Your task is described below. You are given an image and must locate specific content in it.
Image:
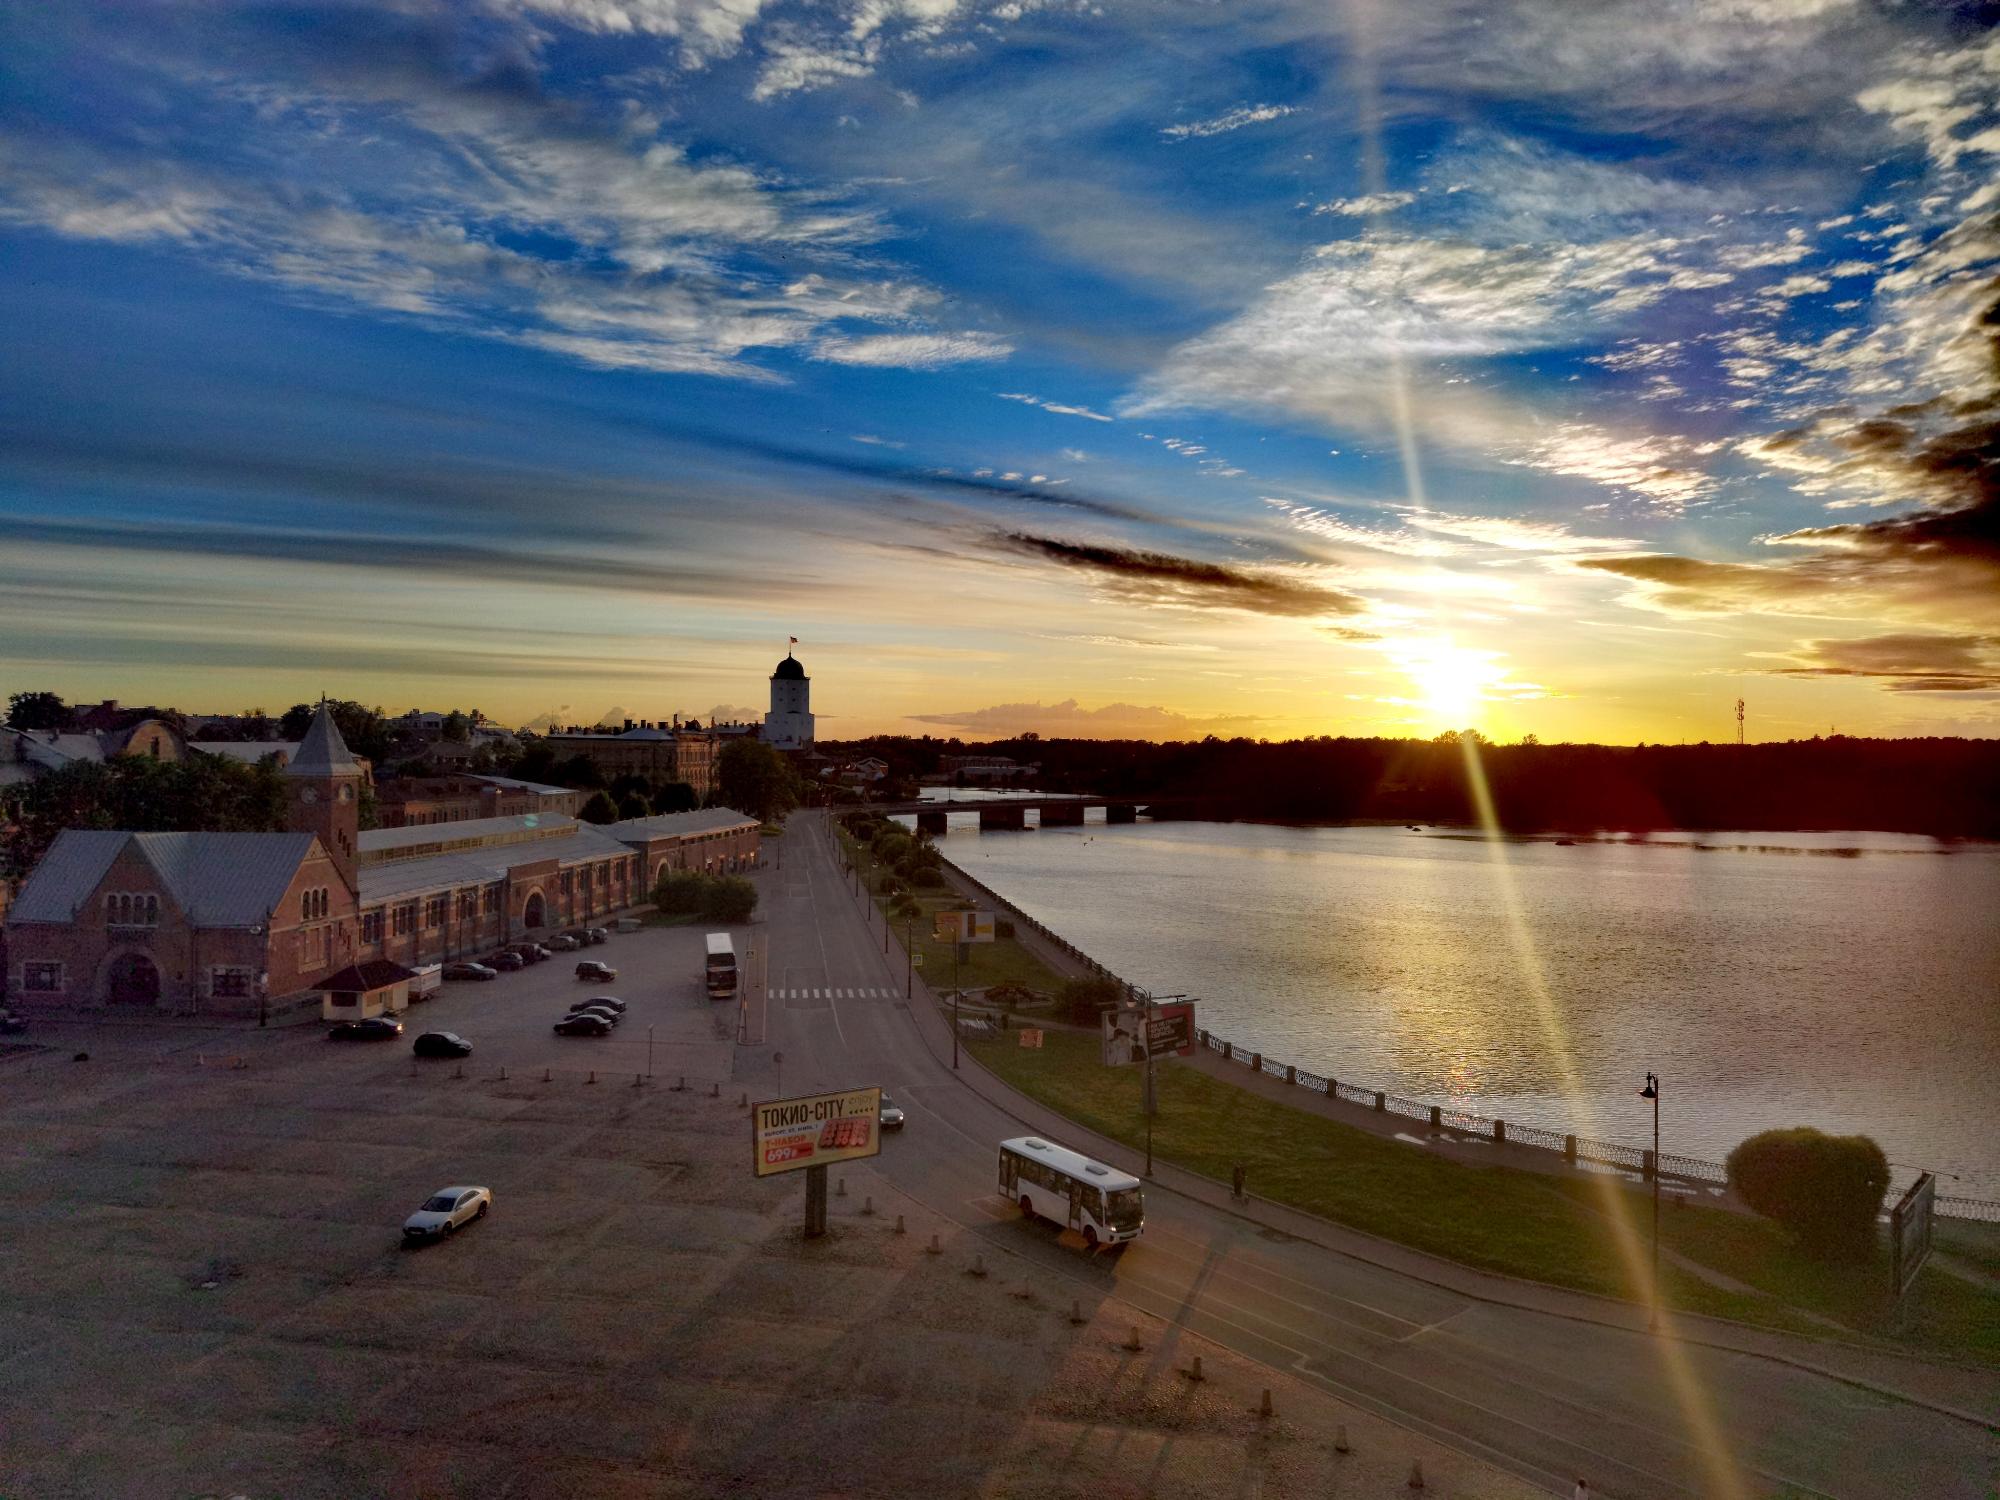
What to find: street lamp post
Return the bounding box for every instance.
[904,916,913,998]
[1640,1071,1660,1330]
[951,939,961,1071]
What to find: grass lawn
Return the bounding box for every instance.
[967,1027,2000,1365]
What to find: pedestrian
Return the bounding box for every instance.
[1573,1480,1589,1500]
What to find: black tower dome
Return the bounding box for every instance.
[773,653,806,680]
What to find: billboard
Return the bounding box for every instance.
[1890,1172,1935,1297]
[933,909,995,944]
[1100,1001,1197,1066]
[751,1086,882,1177]
[1018,1028,1044,1049]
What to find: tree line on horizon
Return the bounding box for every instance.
[820,731,2000,837]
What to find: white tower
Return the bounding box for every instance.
[765,649,815,750]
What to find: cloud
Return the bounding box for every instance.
[1314,191,1415,218]
[907,697,1267,739]
[998,392,1113,421]
[1763,633,2000,693]
[1161,105,1298,141]
[492,0,773,60]
[813,331,1012,366]
[1263,498,1641,557]
[996,532,1366,618]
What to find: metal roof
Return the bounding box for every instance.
[7,830,317,927]
[472,774,574,797]
[360,812,582,855]
[285,703,362,778]
[607,808,760,841]
[359,822,633,904]
[191,740,298,765]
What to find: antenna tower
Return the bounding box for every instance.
[1735,698,1745,747]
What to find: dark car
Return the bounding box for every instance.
[575,960,617,983]
[413,1031,473,1058]
[514,943,553,963]
[443,962,497,982]
[577,995,627,1014]
[585,927,610,945]
[0,1010,26,1036]
[328,1017,403,1041]
[553,1014,611,1037]
[485,951,525,972]
[567,1002,621,1026]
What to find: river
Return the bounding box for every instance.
[902,802,2000,1197]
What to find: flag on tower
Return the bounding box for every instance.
[789,636,799,645]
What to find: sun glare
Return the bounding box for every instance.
[1397,638,1503,725]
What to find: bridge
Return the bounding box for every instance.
[847,794,1198,833]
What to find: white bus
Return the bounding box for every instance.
[998,1136,1144,1250]
[704,932,737,1000]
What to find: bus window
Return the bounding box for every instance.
[1105,1187,1144,1229]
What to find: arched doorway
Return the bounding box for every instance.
[522,891,546,931]
[105,952,161,1006]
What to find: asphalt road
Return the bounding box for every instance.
[751,812,2000,1500]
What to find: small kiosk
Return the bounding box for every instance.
[320,960,420,1022]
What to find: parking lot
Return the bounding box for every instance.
[0,915,1501,1500]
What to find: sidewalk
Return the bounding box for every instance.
[827,821,2000,1428]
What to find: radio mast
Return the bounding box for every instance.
[1735,698,1745,746]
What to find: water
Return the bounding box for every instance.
[912,810,2000,1198]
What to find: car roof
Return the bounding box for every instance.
[431,1185,484,1196]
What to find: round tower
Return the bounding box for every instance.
[764,650,815,750]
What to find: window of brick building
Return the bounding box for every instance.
[211,967,252,999]
[23,962,63,992]
[361,911,382,944]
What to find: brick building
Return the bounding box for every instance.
[376,775,580,828]
[4,706,760,1015]
[537,725,718,799]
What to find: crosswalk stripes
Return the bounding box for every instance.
[770,986,895,1000]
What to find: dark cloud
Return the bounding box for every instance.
[1765,633,2000,694]
[996,532,1366,618]
[907,698,1269,740]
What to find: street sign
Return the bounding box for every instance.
[911,954,924,968]
[751,1086,882,1177]
[933,909,995,944]
[1019,1028,1044,1049]
[1100,1001,1197,1065]
[1890,1172,1935,1298]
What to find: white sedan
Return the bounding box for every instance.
[403,1185,491,1243]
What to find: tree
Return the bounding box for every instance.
[716,738,799,822]
[7,691,70,732]
[3,754,288,880]
[578,790,620,824]
[617,792,651,819]
[441,711,471,743]
[1725,1127,1890,1260]
[1060,975,1125,1027]
[279,700,393,762]
[651,781,698,814]
[700,875,757,923]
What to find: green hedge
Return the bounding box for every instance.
[1725,1127,1890,1259]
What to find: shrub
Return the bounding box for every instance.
[876,874,901,896]
[996,919,1016,940]
[910,867,946,891]
[653,870,707,915]
[1060,975,1125,1027]
[1725,1127,1890,1259]
[578,790,620,825]
[700,875,758,924]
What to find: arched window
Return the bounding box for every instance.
[117,893,132,924]
[106,893,117,922]
[144,894,158,924]
[301,891,312,921]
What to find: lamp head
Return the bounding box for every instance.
[1639,1072,1658,1100]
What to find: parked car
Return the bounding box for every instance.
[546,933,582,952]
[514,943,553,963]
[443,962,497,982]
[413,1031,473,1058]
[575,960,617,983]
[577,995,627,1014]
[0,1010,26,1036]
[553,1014,611,1037]
[485,951,525,972]
[585,927,611,945]
[568,1003,621,1025]
[879,1095,906,1131]
[328,1017,403,1041]
[403,1185,491,1242]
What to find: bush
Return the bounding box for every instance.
[876,874,902,896]
[651,870,757,923]
[996,919,1016,940]
[1060,975,1125,1027]
[653,870,707,915]
[578,790,620,825]
[911,867,946,891]
[1725,1127,1890,1259]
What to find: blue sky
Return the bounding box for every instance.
[1,1,1995,741]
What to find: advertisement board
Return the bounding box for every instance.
[751,1086,882,1177]
[1018,1028,1044,1049]
[932,909,995,944]
[1890,1172,1935,1297]
[1100,1001,1198,1066]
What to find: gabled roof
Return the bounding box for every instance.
[320,960,417,993]
[285,703,362,778]
[7,830,318,927]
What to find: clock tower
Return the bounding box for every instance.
[283,702,364,895]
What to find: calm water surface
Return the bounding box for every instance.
[915,811,2000,1197]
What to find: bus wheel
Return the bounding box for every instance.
[1084,1226,1099,1251]
[1019,1195,1034,1219]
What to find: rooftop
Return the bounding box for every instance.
[606,808,761,840]
[9,830,319,927]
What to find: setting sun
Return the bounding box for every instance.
[1395,638,1507,725]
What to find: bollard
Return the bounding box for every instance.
[1327,1076,1337,1098]
[1231,1164,1246,1200]
[1408,1459,1425,1489]
[862,1195,875,1217]
[542,1067,552,1083]
[1258,1389,1273,1419]
[711,1082,720,1098]
[454,1062,464,1079]
[1122,1326,1143,1352]
[926,1232,942,1255]
[499,1066,507,1081]
[894,1214,906,1235]
[1069,1299,1085,1325]
[1286,1064,1295,1085]
[836,1177,847,1197]
[1495,1120,1507,1146]
[1429,1104,1441,1130]
[1642,1147,1656,1182]
[677,1075,685,1091]
[634,1073,643,1088]
[1186,1355,1204,1382]
[1335,1424,1350,1454]
[970,1254,988,1278]
[1222,1041,1232,1061]
[1564,1133,1578,1165]
[587,1070,597,1085]
[1250,1052,1261,1071]
[739,1092,748,1107]
[1374,1090,1386,1112]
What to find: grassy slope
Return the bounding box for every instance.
[836,822,2000,1364]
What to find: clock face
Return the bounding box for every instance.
[299,786,319,804]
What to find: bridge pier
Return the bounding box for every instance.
[1038,802,1085,827]
[915,811,948,836]
[978,805,1028,831]
[1104,804,1137,824]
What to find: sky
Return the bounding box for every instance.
[0,2,1995,744]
